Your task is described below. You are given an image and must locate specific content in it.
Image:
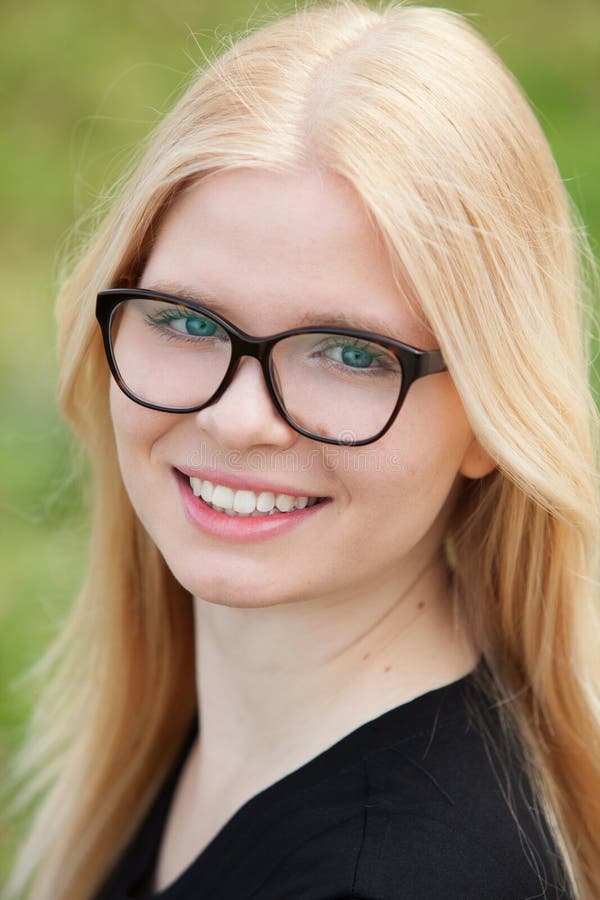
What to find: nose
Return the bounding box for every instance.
[192,355,298,451]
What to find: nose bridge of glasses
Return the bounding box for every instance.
[229,331,272,364]
[219,333,278,402]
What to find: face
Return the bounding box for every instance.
[109,168,492,609]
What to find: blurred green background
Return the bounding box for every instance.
[1,0,599,885]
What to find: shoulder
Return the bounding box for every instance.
[259,678,572,900]
[349,708,571,899]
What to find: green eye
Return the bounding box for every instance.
[337,345,376,368]
[145,307,225,339]
[316,337,397,373]
[174,315,219,337]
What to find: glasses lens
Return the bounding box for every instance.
[109,297,232,409]
[271,332,403,442]
[108,298,404,442]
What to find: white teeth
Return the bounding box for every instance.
[256,491,276,512]
[212,485,234,508]
[275,493,295,512]
[200,481,214,504]
[233,490,256,514]
[186,476,323,516]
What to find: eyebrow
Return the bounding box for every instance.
[139,280,407,340]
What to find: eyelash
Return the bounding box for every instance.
[313,336,398,372]
[143,305,399,372]
[144,308,226,343]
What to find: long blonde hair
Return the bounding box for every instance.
[6,2,600,897]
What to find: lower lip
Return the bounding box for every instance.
[174,470,332,542]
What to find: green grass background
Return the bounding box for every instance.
[1,0,599,886]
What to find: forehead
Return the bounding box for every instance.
[140,168,435,347]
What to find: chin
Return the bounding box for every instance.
[166,566,292,610]
[198,592,284,609]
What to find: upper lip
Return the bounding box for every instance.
[175,466,330,499]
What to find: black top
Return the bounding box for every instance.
[94,660,571,899]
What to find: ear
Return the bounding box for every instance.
[459,436,496,480]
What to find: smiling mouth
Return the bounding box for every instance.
[178,472,330,517]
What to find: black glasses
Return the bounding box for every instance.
[95,288,447,446]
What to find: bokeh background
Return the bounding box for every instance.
[1,0,599,884]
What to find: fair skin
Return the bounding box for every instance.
[109,167,494,890]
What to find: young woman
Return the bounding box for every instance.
[6,2,600,898]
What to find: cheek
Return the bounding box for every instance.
[110,383,142,469]
[108,384,168,508]
[344,400,473,539]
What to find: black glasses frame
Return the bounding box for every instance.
[96,287,447,447]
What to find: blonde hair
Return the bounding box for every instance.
[6,1,600,897]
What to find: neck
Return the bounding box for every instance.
[191,556,479,789]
